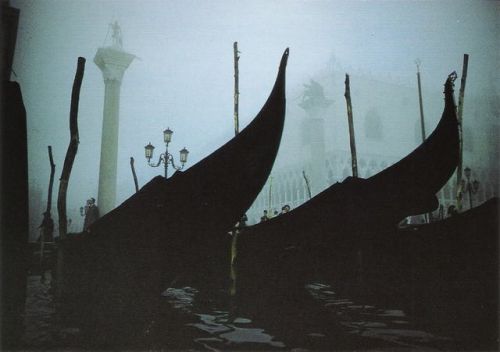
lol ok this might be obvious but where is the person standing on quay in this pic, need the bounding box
[81,198,100,231]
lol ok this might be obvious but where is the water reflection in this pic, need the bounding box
[305,282,451,350]
[162,286,286,350]
[21,275,476,350]
[160,282,456,351]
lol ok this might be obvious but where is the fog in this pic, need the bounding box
[10,0,499,235]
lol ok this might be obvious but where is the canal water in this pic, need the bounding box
[22,272,480,351]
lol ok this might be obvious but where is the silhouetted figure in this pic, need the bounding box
[38,212,54,242]
[260,210,269,222]
[82,198,100,231]
[238,214,248,228]
[447,205,458,218]
[280,204,291,215]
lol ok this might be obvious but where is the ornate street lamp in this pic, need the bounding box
[144,142,155,162]
[144,127,189,178]
[163,128,173,144]
[462,166,480,209]
[179,147,189,164]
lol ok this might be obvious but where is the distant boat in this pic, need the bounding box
[237,73,460,286]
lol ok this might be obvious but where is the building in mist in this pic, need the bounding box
[246,69,499,224]
[94,22,135,215]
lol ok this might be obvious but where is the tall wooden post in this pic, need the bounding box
[456,54,469,211]
[130,157,139,193]
[46,146,56,214]
[40,146,56,276]
[55,57,85,299]
[416,61,432,222]
[233,42,240,136]
[416,59,426,142]
[230,43,240,297]
[344,74,358,177]
[57,57,85,240]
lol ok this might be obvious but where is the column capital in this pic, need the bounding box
[94,47,135,83]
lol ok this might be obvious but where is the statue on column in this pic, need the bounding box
[299,79,332,113]
[110,21,123,48]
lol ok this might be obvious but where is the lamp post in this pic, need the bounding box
[144,127,189,178]
[462,166,480,209]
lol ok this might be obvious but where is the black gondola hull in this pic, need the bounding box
[236,74,460,292]
[59,49,290,346]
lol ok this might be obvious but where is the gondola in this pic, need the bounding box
[88,48,289,244]
[59,49,289,345]
[232,198,498,351]
[236,73,460,290]
[324,197,499,348]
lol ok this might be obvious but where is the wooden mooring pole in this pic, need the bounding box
[57,57,85,240]
[416,59,426,142]
[130,157,139,193]
[344,74,358,177]
[416,60,433,223]
[56,57,85,298]
[233,42,240,136]
[230,42,240,297]
[40,146,56,279]
[46,146,56,218]
[456,54,469,212]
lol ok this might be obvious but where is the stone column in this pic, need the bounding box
[94,47,134,215]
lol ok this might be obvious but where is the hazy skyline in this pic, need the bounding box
[10,0,499,234]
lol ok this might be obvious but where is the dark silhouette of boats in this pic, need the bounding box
[341,198,499,349]
[58,66,498,348]
[232,199,498,351]
[88,48,289,244]
[60,48,289,345]
[233,74,497,347]
[237,73,460,284]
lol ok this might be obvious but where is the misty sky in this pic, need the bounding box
[10,0,499,232]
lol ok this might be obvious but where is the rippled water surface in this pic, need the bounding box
[22,272,475,351]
